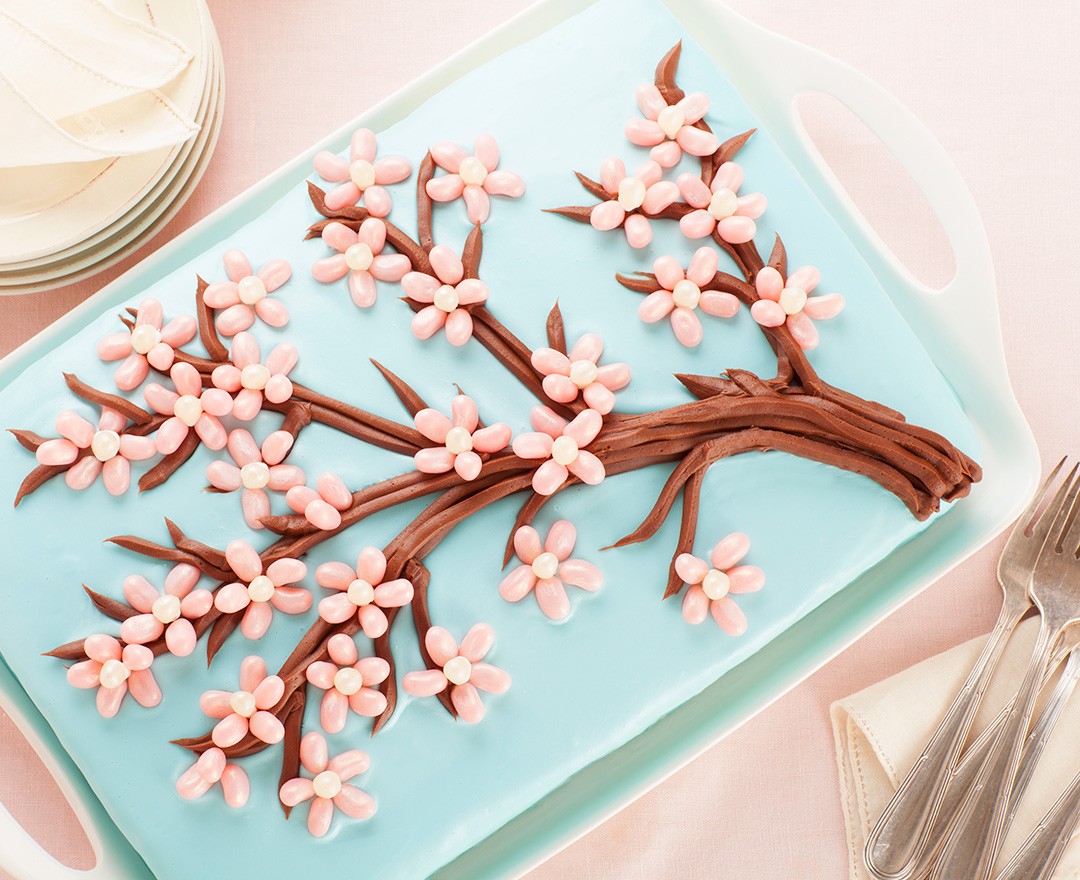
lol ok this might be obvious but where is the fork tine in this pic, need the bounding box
[1060,480,1080,556]
[1030,462,1079,546]
[1020,456,1067,533]
[1041,466,1080,553]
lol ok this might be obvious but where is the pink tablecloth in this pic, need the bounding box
[0,1,1073,877]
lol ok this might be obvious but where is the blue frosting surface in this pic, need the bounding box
[0,1,979,878]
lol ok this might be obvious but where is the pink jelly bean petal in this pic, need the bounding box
[314,150,349,181]
[712,161,744,192]
[240,601,273,640]
[120,614,164,645]
[682,584,710,624]
[642,180,680,215]
[166,619,197,657]
[113,352,150,391]
[567,451,605,486]
[356,656,389,685]
[589,200,626,232]
[717,215,757,245]
[754,267,782,303]
[306,499,342,531]
[483,170,525,198]
[543,520,577,560]
[711,596,748,636]
[216,305,256,337]
[531,405,568,438]
[145,341,175,372]
[358,604,389,639]
[238,483,268,519]
[373,156,411,185]
[280,777,315,807]
[220,764,250,808]
[257,259,292,292]
[474,134,499,171]
[499,566,536,603]
[787,265,821,292]
[203,281,241,309]
[652,256,685,291]
[56,410,94,446]
[315,561,356,591]
[565,409,602,446]
[531,347,572,377]
[710,532,751,570]
[597,363,631,393]
[221,251,252,283]
[269,587,312,615]
[306,661,337,690]
[599,157,627,194]
[582,382,616,415]
[264,346,298,380]
[532,460,569,496]
[212,714,249,748]
[736,192,767,220]
[67,660,103,689]
[414,408,453,444]
[321,689,349,733]
[513,526,542,564]
[675,552,709,585]
[699,292,740,318]
[677,91,710,123]
[180,589,214,619]
[226,428,260,466]
[312,254,350,285]
[324,182,362,211]
[451,395,478,432]
[214,583,250,614]
[127,669,161,708]
[123,575,158,612]
[348,688,387,718]
[471,423,511,453]
[675,172,712,208]
[195,748,227,784]
[334,785,377,821]
[97,332,133,361]
[671,307,703,347]
[443,308,474,346]
[96,684,127,718]
[362,185,392,218]
[728,565,766,594]
[36,438,79,466]
[463,185,490,224]
[639,290,676,324]
[318,223,356,256]
[287,485,319,513]
[226,540,263,582]
[370,254,410,283]
[411,306,447,340]
[425,627,459,667]
[352,546,385,586]
[117,435,154,462]
[176,765,213,800]
[84,634,122,663]
[425,174,465,202]
[542,374,578,404]
[430,141,468,172]
[750,299,786,328]
[567,333,602,365]
[351,128,378,163]
[403,669,448,697]
[635,83,667,120]
[317,473,351,510]
[650,141,683,168]
[635,161,663,187]
[322,634,356,668]
[686,247,720,287]
[623,214,652,249]
[346,270,376,308]
[678,210,716,240]
[302,732,328,773]
[329,750,371,782]
[199,690,234,718]
[459,623,494,662]
[318,594,355,624]
[803,293,845,320]
[121,644,153,671]
[307,798,336,838]
[201,389,236,420]
[262,435,296,470]
[787,312,820,350]
[250,711,285,744]
[65,456,102,490]
[535,577,570,620]
[470,663,511,694]
[676,126,719,156]
[454,450,482,481]
[558,559,603,592]
[267,557,307,587]
[239,656,267,692]
[451,683,485,723]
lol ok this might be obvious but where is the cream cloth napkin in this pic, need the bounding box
[0,0,199,167]
[833,616,1080,879]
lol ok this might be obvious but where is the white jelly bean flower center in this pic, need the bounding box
[247,574,275,603]
[458,156,487,187]
[433,284,459,313]
[241,461,271,490]
[98,658,130,689]
[779,286,808,316]
[702,569,731,601]
[152,593,182,624]
[708,187,738,221]
[312,769,343,799]
[443,655,472,685]
[91,429,121,462]
[241,363,271,391]
[238,275,267,306]
[350,159,376,190]
[551,435,579,467]
[174,395,203,427]
[347,578,375,607]
[569,360,599,389]
[334,667,364,696]
[657,104,685,139]
[444,426,473,455]
[531,551,560,580]
[130,324,162,355]
[345,242,374,272]
[230,690,257,718]
[672,279,701,310]
[618,176,646,211]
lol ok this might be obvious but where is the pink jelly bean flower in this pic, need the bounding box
[213,540,312,640]
[676,532,765,635]
[96,298,197,391]
[425,134,525,224]
[315,546,413,637]
[625,84,719,168]
[305,633,390,733]
[279,732,376,838]
[34,407,157,495]
[413,394,511,482]
[750,265,845,351]
[143,362,233,453]
[638,248,740,348]
[176,747,249,808]
[590,158,680,249]
[207,428,306,530]
[310,219,411,309]
[119,563,214,657]
[499,521,603,620]
[286,472,352,531]
[199,655,286,748]
[530,333,631,415]
[66,635,160,718]
[401,245,489,347]
[677,162,766,243]
[512,406,605,496]
[210,332,298,422]
[202,249,292,337]
[314,128,412,215]
[402,624,510,723]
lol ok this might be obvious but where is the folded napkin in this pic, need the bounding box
[833,616,1080,879]
[0,0,199,167]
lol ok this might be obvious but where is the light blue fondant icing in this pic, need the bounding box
[0,0,978,878]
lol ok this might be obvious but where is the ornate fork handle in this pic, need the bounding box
[994,768,1080,880]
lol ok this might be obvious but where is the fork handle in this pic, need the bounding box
[994,767,1080,880]
[864,597,1027,879]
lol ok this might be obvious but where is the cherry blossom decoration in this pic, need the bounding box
[402,245,489,346]
[512,406,605,496]
[625,85,718,168]
[678,162,766,244]
[314,127,412,214]
[413,395,511,481]
[34,407,156,495]
[499,521,603,620]
[287,472,352,531]
[213,540,312,640]
[402,624,510,723]
[176,747,249,808]
[590,158,679,249]
[305,633,389,733]
[639,248,739,347]
[210,332,297,422]
[199,655,286,748]
[316,547,413,638]
[143,363,233,453]
[530,333,630,415]
[203,249,292,336]
[66,635,160,718]
[311,219,410,309]
[676,532,765,635]
[425,134,525,224]
[119,563,213,657]
[751,265,844,351]
[96,298,196,391]
[279,732,376,838]
[207,429,305,530]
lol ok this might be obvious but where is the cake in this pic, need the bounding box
[0,0,980,877]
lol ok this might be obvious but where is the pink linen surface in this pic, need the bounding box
[1,1,1076,878]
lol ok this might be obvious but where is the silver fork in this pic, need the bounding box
[864,458,1068,880]
[930,467,1080,880]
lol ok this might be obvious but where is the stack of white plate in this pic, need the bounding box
[0,0,223,293]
